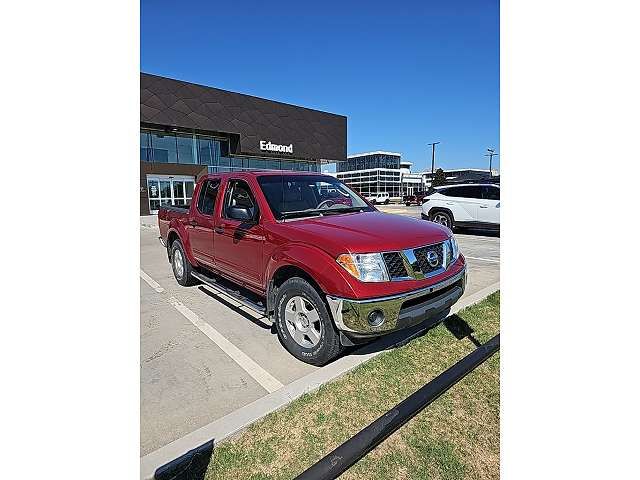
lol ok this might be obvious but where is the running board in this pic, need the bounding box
[191,271,267,316]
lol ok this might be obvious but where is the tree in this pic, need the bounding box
[431,168,446,187]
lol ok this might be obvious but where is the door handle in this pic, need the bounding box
[189,219,198,226]
[479,205,489,208]
[214,226,224,234]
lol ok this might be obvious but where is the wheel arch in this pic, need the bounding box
[166,224,197,266]
[428,206,455,222]
[265,244,357,316]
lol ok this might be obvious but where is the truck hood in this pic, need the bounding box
[276,211,452,257]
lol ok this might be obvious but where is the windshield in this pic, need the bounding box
[257,174,372,220]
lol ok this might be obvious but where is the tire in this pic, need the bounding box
[170,239,198,286]
[275,277,343,366]
[385,199,390,204]
[429,210,454,230]
[405,202,411,206]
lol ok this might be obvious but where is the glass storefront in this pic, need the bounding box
[146,175,196,214]
[141,129,319,173]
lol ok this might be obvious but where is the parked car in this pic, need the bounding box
[365,192,390,204]
[421,183,500,230]
[403,191,429,206]
[159,172,467,365]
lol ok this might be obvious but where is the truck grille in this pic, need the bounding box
[382,252,408,279]
[413,243,446,275]
[382,240,455,281]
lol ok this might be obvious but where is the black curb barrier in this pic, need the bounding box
[294,334,500,480]
[154,440,214,480]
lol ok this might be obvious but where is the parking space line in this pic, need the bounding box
[168,296,284,393]
[464,256,500,263]
[139,269,284,394]
[140,269,165,293]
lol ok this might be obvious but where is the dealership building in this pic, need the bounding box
[140,73,347,214]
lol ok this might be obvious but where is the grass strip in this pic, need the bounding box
[206,291,500,480]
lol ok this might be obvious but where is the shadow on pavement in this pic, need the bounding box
[154,440,213,480]
[197,285,274,332]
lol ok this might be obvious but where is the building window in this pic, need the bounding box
[141,131,151,161]
[176,134,196,164]
[148,131,178,163]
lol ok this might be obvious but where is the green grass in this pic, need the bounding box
[205,292,500,480]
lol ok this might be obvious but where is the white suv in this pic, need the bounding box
[366,192,390,204]
[421,183,500,230]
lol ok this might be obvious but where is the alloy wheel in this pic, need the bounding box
[284,296,322,348]
[173,248,184,279]
[433,213,451,227]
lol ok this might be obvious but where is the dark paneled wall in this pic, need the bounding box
[141,73,346,162]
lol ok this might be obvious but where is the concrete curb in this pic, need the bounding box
[140,281,500,480]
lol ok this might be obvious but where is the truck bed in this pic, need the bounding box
[158,204,190,240]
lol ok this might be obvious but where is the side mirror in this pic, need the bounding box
[228,206,254,221]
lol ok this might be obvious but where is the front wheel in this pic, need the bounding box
[430,210,454,229]
[275,277,343,366]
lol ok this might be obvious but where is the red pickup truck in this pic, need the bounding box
[159,171,466,365]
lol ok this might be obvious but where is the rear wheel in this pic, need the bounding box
[430,210,454,229]
[275,277,343,365]
[170,240,198,286]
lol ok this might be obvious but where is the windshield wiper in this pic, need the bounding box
[280,209,326,219]
[280,206,366,220]
[320,206,366,215]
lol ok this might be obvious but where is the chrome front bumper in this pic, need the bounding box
[326,266,467,335]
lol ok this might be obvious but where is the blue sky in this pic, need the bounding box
[141,0,499,172]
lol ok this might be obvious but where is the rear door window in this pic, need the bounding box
[196,179,220,216]
[441,186,483,199]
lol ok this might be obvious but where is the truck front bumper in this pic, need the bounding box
[326,266,466,337]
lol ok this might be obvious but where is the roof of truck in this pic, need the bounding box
[204,170,333,178]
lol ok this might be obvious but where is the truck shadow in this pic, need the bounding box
[197,286,273,331]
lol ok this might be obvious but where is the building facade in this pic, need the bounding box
[140,73,347,214]
[335,151,406,199]
[336,150,496,201]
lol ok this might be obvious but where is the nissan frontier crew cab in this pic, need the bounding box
[158,171,467,365]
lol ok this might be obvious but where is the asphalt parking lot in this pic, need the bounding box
[140,205,499,457]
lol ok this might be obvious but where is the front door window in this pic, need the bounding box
[147,176,195,213]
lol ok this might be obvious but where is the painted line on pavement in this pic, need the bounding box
[464,256,500,264]
[140,281,500,480]
[139,269,284,395]
[140,269,165,293]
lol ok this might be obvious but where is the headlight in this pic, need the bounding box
[449,235,459,262]
[336,253,389,282]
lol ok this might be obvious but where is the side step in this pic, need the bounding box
[191,270,267,316]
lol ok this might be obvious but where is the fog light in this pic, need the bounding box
[367,309,385,327]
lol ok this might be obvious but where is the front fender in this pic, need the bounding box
[265,243,358,299]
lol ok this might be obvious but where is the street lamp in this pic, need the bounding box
[485,148,498,176]
[427,142,440,175]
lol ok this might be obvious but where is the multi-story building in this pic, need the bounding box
[335,150,497,201]
[335,151,406,199]
[140,73,347,214]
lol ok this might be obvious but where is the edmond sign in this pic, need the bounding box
[259,140,293,154]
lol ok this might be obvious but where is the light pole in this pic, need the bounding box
[485,148,498,176]
[427,142,440,175]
